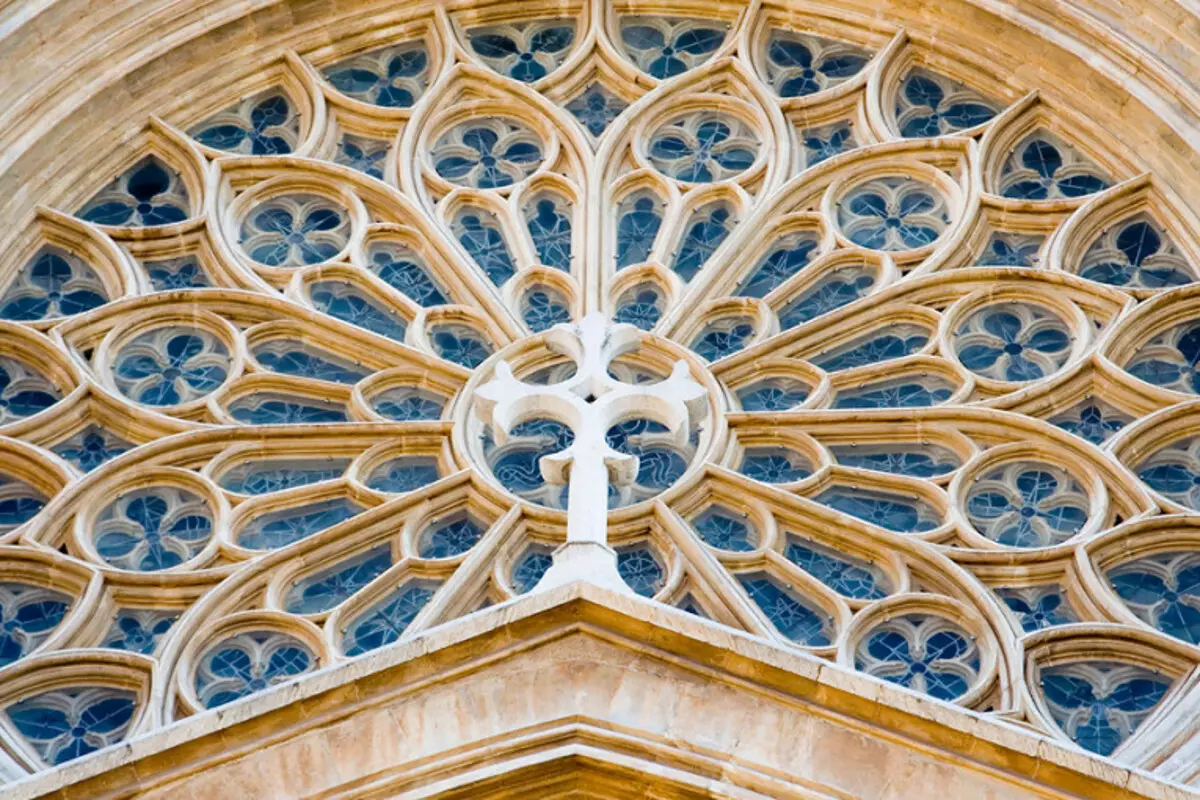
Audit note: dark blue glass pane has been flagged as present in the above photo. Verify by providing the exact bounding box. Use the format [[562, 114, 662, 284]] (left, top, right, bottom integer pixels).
[[740, 574, 830, 645]]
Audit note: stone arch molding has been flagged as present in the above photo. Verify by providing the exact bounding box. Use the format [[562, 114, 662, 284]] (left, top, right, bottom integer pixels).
[[1, 0, 1200, 792]]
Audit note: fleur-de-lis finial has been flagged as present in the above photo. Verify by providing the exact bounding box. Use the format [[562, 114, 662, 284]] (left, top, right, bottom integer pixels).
[[474, 312, 706, 593]]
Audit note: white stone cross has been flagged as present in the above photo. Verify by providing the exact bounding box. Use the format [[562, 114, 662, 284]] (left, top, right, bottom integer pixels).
[[474, 312, 707, 594]]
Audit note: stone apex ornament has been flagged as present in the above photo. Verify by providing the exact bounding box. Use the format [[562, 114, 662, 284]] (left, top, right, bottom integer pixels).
[[474, 312, 706, 593]]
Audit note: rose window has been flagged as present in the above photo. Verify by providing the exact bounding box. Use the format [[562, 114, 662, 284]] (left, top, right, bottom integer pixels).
[[3, 2, 1200, 783]]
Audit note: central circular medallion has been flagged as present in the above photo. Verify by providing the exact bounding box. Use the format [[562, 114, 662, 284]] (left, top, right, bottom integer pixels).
[[453, 315, 721, 510]]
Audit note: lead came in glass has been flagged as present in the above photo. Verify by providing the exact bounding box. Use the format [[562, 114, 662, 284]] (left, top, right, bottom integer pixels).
[[784, 538, 888, 599], [1039, 662, 1171, 756], [285, 546, 393, 614], [323, 42, 429, 107], [194, 631, 315, 708], [0, 247, 108, 321], [764, 31, 871, 97], [7, 688, 137, 766], [237, 498, 364, 550], [739, 573, 831, 646], [343, 580, 439, 655], [619, 17, 728, 79], [855, 614, 980, 700], [93, 486, 213, 571], [467, 20, 575, 82]]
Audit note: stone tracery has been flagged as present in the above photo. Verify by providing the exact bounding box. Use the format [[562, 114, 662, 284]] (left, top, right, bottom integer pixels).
[[0, 0, 1199, 786]]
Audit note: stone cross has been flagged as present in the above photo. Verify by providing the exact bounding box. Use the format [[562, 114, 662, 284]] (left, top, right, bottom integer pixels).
[[474, 312, 707, 594]]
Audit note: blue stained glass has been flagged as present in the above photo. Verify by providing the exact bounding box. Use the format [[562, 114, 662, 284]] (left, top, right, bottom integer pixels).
[[605, 418, 690, 499], [285, 547, 393, 614], [737, 236, 819, 298], [53, 427, 132, 472], [195, 632, 315, 708], [7, 688, 137, 765], [1126, 323, 1200, 395], [0, 356, 59, 424], [79, 157, 189, 227], [802, 123, 856, 166], [0, 248, 108, 321], [672, 205, 732, 281], [996, 586, 1076, 632], [1079, 216, 1196, 289], [813, 330, 929, 372], [102, 611, 177, 654], [311, 282, 408, 342], [254, 346, 369, 385], [692, 507, 756, 551], [238, 498, 363, 550], [371, 387, 445, 421], [1107, 551, 1200, 645], [955, 304, 1072, 382], [566, 84, 627, 136], [616, 196, 662, 268], [527, 198, 572, 270], [323, 42, 428, 108], [1137, 439, 1200, 509], [429, 324, 493, 368], [0, 583, 70, 667], [690, 319, 754, 361], [785, 539, 888, 599], [219, 459, 349, 494], [831, 446, 959, 478], [367, 456, 440, 493], [468, 21, 575, 82], [1000, 134, 1109, 200], [522, 289, 571, 332], [978, 233, 1043, 267], [1040, 662, 1171, 756], [894, 70, 999, 138], [434, 122, 543, 189], [856, 616, 978, 700], [676, 595, 707, 617], [94, 487, 213, 571], [766, 32, 870, 97], [230, 395, 348, 425], [343, 581, 438, 656], [0, 475, 47, 533], [486, 418, 575, 500], [368, 246, 448, 306], [240, 196, 348, 267], [737, 379, 808, 411], [739, 447, 810, 483], [614, 288, 663, 331], [777, 271, 874, 330], [418, 515, 484, 559], [335, 134, 388, 180], [620, 18, 728, 79], [816, 488, 940, 533], [739, 573, 830, 646], [966, 465, 1089, 547], [648, 117, 757, 183], [511, 548, 553, 594], [145, 257, 209, 290], [114, 328, 229, 406], [838, 177, 949, 251], [617, 545, 665, 597], [457, 212, 516, 285], [191, 93, 298, 155], [832, 378, 954, 409], [1050, 402, 1130, 445]]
